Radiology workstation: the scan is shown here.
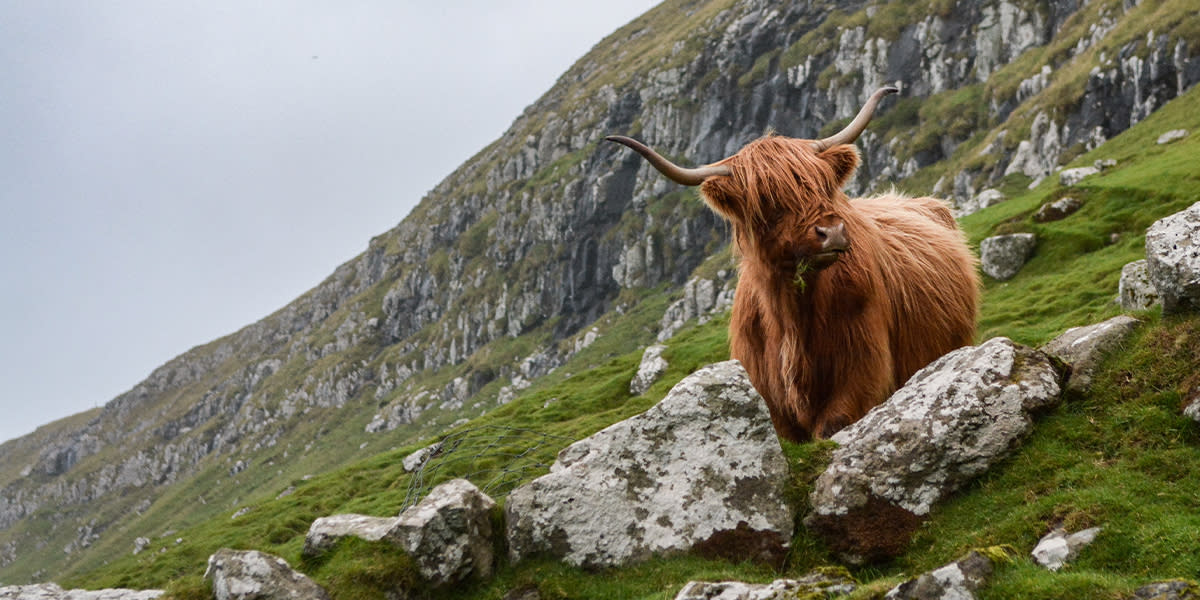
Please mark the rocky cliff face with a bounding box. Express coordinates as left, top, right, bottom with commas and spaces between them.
2, 0, 1197, 582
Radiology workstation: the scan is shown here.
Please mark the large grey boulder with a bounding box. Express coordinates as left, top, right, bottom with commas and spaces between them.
389, 478, 496, 584
1119, 260, 1161, 311
884, 550, 1003, 600
673, 571, 856, 600
0, 584, 163, 599
629, 344, 668, 395
1145, 201, 1200, 314
806, 338, 1064, 564
1041, 316, 1141, 395
204, 549, 331, 600
980, 233, 1037, 280
301, 478, 496, 585
506, 360, 794, 569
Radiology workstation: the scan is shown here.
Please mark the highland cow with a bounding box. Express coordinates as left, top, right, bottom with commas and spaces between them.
608, 86, 979, 441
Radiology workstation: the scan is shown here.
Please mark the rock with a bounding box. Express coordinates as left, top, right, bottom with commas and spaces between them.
958, 189, 1007, 217
1059, 160, 1114, 187
1157, 129, 1189, 145
300, 479, 494, 585
674, 570, 857, 600
1033, 196, 1082, 222
132, 537, 150, 555
1031, 526, 1102, 571
1145, 202, 1200, 314
204, 549, 331, 600
980, 233, 1037, 281
975, 188, 1007, 209
884, 550, 1004, 600
502, 586, 542, 600
402, 441, 444, 473
1041, 316, 1141, 395
389, 478, 496, 584
1182, 396, 1200, 424
1004, 111, 1062, 182
303, 514, 399, 557
0, 584, 163, 599
1119, 260, 1161, 310
806, 338, 1063, 564
658, 275, 735, 342
1132, 580, 1200, 599
630, 344, 669, 395
506, 360, 794, 569
1059, 166, 1100, 186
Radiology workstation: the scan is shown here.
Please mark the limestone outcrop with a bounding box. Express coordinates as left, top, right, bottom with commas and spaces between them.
506, 361, 793, 569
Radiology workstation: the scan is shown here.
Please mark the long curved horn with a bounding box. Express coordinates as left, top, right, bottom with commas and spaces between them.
605, 135, 731, 186
810, 85, 899, 152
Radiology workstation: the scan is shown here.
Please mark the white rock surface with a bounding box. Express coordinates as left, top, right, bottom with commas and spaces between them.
1183, 395, 1200, 424
1156, 129, 1188, 144
806, 338, 1063, 564
885, 550, 1000, 599
658, 275, 735, 342
1060, 166, 1100, 186
1004, 111, 1062, 182
0, 584, 163, 600
506, 360, 794, 569
1119, 259, 1161, 311
205, 549, 330, 600
1145, 201, 1200, 314
402, 441, 443, 473
958, 188, 1007, 217
673, 571, 856, 600
980, 233, 1037, 281
1041, 316, 1141, 394
1031, 527, 1102, 571
301, 479, 495, 585
303, 514, 398, 557
389, 478, 496, 584
630, 344, 669, 395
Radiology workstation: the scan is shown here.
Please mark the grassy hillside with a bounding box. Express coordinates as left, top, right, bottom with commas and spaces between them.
54, 78, 1200, 600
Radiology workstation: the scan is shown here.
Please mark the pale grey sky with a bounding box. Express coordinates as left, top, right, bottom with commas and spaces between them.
0, 1, 660, 444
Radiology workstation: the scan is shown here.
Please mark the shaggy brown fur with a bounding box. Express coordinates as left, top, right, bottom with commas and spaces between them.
700, 135, 978, 441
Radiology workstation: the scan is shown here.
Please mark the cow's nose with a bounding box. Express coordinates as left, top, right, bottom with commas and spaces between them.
815, 222, 849, 252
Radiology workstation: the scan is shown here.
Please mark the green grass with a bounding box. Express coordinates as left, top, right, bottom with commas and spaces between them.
899, 315, 1200, 597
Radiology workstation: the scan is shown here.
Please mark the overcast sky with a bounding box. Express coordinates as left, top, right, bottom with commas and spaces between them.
0, 1, 660, 445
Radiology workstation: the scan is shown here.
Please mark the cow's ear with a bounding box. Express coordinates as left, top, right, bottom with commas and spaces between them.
818, 144, 860, 189
699, 179, 740, 223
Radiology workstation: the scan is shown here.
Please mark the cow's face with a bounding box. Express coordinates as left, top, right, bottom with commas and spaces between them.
700, 140, 859, 273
